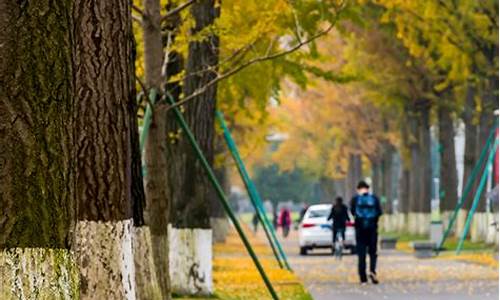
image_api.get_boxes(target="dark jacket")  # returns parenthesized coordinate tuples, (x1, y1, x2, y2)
(350, 193, 382, 229)
(327, 204, 350, 229)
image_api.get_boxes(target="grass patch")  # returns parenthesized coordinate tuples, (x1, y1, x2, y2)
(381, 231, 497, 253)
(441, 237, 496, 252)
(380, 231, 427, 242)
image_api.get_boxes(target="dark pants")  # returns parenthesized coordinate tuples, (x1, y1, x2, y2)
(355, 226, 378, 282)
(333, 227, 346, 242)
(282, 225, 290, 238)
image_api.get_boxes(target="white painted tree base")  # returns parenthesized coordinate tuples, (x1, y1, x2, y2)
(454, 209, 467, 238)
(417, 213, 430, 235)
(395, 213, 407, 232)
(132, 226, 163, 300)
(0, 248, 79, 300)
(169, 226, 212, 296)
(406, 213, 430, 235)
(470, 213, 498, 243)
(75, 219, 136, 300)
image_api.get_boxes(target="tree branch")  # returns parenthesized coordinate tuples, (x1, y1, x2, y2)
(132, 14, 143, 24)
(132, 4, 145, 18)
(161, 0, 195, 23)
(135, 75, 155, 108)
(166, 22, 336, 111)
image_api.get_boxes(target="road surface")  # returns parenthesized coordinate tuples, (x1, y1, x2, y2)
(278, 230, 499, 300)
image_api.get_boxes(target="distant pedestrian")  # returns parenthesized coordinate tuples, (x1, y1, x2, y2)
(279, 207, 291, 238)
(327, 197, 350, 246)
(272, 207, 278, 229)
(350, 181, 382, 285)
(252, 212, 259, 234)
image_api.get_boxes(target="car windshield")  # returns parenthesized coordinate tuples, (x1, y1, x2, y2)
(307, 209, 329, 218)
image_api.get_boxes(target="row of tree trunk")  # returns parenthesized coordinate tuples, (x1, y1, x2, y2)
(1, 0, 220, 298)
(370, 86, 498, 220)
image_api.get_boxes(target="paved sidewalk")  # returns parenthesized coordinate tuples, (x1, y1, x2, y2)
(279, 231, 499, 300)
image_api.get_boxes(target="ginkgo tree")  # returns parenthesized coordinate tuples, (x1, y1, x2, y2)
(132, 0, 351, 296)
(374, 0, 498, 219)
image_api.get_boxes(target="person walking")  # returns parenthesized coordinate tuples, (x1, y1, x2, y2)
(350, 181, 382, 285)
(327, 197, 350, 248)
(272, 207, 278, 229)
(251, 212, 259, 234)
(279, 207, 291, 238)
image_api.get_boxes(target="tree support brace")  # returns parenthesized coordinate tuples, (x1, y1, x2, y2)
(216, 110, 292, 271)
(436, 121, 498, 254)
(456, 136, 498, 254)
(166, 95, 280, 300)
(139, 89, 158, 177)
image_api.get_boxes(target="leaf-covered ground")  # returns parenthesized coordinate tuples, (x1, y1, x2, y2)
(282, 231, 499, 300)
(175, 225, 312, 300)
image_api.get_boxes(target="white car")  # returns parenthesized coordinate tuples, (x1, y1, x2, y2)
(298, 204, 356, 255)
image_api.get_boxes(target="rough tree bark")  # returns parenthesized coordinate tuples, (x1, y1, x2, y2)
(73, 1, 138, 298)
(0, 1, 79, 297)
(438, 100, 459, 213)
(140, 0, 171, 298)
(165, 0, 219, 295)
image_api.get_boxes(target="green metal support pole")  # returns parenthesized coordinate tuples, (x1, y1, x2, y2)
(216, 111, 292, 271)
(139, 89, 158, 153)
(437, 122, 498, 253)
(167, 96, 279, 300)
(456, 137, 498, 254)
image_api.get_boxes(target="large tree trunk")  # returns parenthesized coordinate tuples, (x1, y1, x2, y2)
(166, 0, 219, 295)
(418, 102, 432, 214)
(210, 136, 230, 243)
(73, 1, 138, 298)
(130, 43, 146, 228)
(462, 84, 478, 210)
(211, 163, 230, 242)
(408, 108, 420, 234)
(319, 176, 336, 202)
(371, 158, 382, 197)
(438, 101, 459, 213)
(408, 108, 420, 214)
(140, 0, 171, 298)
(346, 153, 362, 200)
(333, 178, 347, 200)
(476, 76, 499, 212)
(417, 101, 432, 234)
(399, 167, 410, 214)
(0, 1, 78, 297)
(382, 144, 395, 213)
(398, 115, 411, 217)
